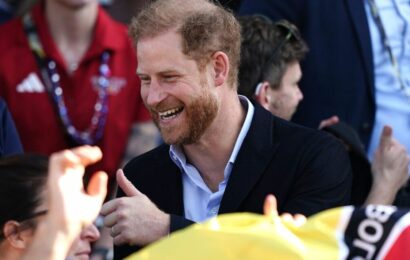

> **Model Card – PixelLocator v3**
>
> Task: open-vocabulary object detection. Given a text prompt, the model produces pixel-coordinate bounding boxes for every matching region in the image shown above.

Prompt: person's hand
[100,169,170,246]
[23,146,108,260]
[318,115,339,130]
[366,126,410,205]
[263,194,306,227]
[47,146,108,241]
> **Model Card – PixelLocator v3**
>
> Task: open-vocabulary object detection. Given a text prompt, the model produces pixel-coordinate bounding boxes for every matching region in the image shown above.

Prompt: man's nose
[145,80,166,107]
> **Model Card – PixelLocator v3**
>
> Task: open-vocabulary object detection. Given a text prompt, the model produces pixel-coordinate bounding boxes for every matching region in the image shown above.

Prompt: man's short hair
[238,15,309,98]
[129,0,241,88]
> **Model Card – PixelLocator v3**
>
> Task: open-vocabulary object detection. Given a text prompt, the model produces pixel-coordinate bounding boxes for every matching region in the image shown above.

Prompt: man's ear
[254,82,272,111]
[211,51,229,87]
[3,221,31,249]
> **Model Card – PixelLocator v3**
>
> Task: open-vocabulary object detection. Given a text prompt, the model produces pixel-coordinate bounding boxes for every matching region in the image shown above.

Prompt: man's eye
[164,76,178,82]
[140,80,151,86]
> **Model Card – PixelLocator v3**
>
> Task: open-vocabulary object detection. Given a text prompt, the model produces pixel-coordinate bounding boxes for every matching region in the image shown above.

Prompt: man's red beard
[149,86,218,145]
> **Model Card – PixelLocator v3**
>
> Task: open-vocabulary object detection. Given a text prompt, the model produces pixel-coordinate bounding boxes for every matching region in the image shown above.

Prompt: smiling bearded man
[100,1,353,259]
[147,73,219,145]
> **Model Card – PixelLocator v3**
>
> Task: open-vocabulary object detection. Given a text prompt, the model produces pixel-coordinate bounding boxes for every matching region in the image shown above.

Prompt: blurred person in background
[0,0,159,258]
[238,15,409,206]
[0,146,107,260]
[238,0,410,164]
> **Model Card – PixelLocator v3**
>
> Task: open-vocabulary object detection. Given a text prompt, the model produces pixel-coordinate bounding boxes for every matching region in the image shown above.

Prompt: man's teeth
[159,107,183,119]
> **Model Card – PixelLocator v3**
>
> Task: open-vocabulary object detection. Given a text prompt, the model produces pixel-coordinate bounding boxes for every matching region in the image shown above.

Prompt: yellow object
[127,205,410,260]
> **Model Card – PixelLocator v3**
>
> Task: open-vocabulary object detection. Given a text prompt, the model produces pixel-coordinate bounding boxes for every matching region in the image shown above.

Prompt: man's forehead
[137,28,181,48]
[136,33,199,74]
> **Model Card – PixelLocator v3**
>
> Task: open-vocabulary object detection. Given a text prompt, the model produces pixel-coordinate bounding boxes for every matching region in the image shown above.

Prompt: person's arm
[22,146,108,260]
[365,126,409,205]
[281,133,352,216]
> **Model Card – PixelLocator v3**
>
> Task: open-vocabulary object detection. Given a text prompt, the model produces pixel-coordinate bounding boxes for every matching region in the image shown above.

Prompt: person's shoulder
[124,144,170,172]
[272,114,342,149]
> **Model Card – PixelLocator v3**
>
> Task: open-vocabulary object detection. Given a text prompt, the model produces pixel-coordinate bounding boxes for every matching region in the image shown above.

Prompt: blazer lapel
[345,0,375,98]
[219,105,279,214]
[159,147,185,216]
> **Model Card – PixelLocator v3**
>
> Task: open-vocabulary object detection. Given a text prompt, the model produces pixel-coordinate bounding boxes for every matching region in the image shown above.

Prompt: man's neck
[45,0,98,70]
[183,92,246,192]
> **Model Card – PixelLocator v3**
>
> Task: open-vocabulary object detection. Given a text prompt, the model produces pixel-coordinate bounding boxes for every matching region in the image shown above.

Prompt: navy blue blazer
[114,104,352,259]
[238,0,375,148]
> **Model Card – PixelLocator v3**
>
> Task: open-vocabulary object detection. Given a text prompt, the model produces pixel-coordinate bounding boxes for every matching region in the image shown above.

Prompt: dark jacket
[114,104,352,259]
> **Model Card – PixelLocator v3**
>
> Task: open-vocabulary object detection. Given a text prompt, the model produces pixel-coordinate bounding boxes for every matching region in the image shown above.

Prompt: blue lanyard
[22,12,111,145]
[367,0,410,98]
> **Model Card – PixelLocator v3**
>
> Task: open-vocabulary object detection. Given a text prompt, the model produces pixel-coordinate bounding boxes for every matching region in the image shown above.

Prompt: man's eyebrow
[159,69,181,74]
[137,69,181,76]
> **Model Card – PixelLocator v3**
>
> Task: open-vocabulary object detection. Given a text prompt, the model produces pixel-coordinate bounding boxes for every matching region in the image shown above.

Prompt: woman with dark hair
[0,146,107,260]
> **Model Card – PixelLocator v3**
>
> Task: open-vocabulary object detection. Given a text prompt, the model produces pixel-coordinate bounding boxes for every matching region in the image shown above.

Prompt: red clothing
[0,3,150,177]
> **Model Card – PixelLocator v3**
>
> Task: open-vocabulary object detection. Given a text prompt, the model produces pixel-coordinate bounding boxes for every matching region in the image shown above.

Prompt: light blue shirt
[365,0,410,160]
[169,96,255,222]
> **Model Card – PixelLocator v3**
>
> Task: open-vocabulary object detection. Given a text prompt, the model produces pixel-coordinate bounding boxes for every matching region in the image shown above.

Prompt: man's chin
[161,131,183,145]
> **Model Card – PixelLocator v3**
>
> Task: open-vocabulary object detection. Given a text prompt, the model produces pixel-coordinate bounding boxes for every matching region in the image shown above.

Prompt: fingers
[379,125,393,149]
[117,169,141,197]
[294,214,307,226]
[100,199,118,217]
[87,171,108,203]
[113,234,129,246]
[280,213,293,222]
[103,211,118,228]
[70,145,103,165]
[318,115,339,129]
[48,146,102,179]
[263,194,278,218]
[60,146,103,168]
[280,213,306,227]
[110,226,118,237]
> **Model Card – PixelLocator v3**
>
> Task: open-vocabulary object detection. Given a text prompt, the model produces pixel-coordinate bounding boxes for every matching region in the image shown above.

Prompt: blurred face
[267,62,303,120]
[0,196,48,260]
[66,224,100,260]
[0,192,99,260]
[137,30,218,145]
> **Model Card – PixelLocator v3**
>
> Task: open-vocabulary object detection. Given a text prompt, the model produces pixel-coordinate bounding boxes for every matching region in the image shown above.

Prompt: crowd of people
[0,0,409,259]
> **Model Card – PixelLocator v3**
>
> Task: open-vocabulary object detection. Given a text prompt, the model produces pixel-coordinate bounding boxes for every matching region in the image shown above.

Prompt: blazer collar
[219,104,279,214]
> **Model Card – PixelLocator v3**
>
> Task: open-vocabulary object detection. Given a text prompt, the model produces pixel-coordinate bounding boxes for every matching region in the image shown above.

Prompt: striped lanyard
[22,12,111,145]
[367,0,410,98]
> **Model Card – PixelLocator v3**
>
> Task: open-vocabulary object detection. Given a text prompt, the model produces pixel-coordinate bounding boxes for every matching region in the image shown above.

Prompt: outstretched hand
[47,145,108,241]
[367,126,410,204]
[23,146,108,260]
[263,194,306,227]
[318,115,339,130]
